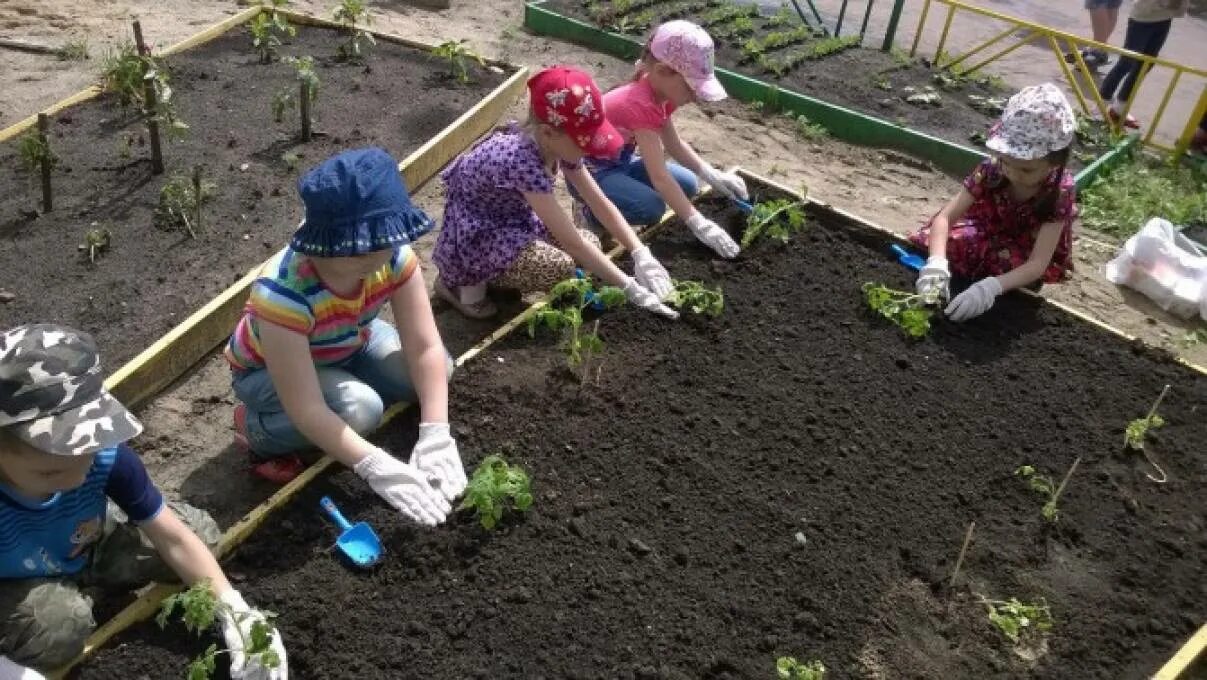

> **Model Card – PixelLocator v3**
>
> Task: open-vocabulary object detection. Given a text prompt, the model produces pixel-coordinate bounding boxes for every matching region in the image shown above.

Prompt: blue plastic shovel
[574,268,605,310]
[890,244,926,271]
[319,496,382,569]
[733,198,754,213]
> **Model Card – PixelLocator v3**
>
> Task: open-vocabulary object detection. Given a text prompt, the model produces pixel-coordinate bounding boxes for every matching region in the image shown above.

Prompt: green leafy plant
[432,39,485,84]
[271,55,320,123]
[56,38,90,61]
[711,15,757,42]
[79,227,111,264]
[777,656,826,679]
[247,0,296,64]
[101,42,145,108]
[983,597,1053,644]
[700,2,760,27]
[793,114,828,141]
[967,93,1007,116]
[102,44,187,138]
[458,455,533,530]
[156,170,215,239]
[862,283,936,338]
[758,35,861,75]
[158,580,281,680]
[666,280,724,317]
[764,2,800,27]
[17,131,58,175]
[742,198,808,249]
[1181,327,1207,347]
[1014,465,1059,522]
[1081,156,1207,239]
[332,0,376,61]
[1124,414,1165,450]
[528,277,626,370]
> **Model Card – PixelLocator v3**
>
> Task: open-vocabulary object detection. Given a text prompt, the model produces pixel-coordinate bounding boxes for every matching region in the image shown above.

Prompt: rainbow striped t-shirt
[225,245,418,371]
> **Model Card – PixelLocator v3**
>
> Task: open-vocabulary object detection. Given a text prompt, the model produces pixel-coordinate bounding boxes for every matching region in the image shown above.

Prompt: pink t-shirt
[602,76,677,143]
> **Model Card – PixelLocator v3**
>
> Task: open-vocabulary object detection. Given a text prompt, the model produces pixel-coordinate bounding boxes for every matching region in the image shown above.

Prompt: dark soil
[0,22,507,368]
[76,183,1206,680]
[543,0,1109,170]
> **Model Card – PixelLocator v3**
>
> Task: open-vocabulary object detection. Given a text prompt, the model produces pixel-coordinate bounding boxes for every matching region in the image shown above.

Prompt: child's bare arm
[389,272,449,424]
[634,129,697,220]
[996,221,1063,291]
[927,189,975,258]
[140,507,232,593]
[658,118,705,173]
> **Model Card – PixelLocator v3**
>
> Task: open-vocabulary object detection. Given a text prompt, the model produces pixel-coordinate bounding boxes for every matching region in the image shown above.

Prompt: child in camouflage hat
[0,324,287,680]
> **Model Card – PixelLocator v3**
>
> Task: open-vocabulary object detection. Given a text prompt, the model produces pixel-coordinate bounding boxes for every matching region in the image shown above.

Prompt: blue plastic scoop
[890,244,926,271]
[319,496,382,569]
[734,198,754,213]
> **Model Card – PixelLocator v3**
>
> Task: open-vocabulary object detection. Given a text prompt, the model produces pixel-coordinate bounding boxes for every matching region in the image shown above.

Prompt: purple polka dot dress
[433,125,562,288]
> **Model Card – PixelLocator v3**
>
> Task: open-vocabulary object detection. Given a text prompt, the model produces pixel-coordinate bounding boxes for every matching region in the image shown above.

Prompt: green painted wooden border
[523,0,1128,187]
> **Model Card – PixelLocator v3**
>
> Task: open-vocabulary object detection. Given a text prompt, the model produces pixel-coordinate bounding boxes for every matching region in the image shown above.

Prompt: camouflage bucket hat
[0,324,142,456]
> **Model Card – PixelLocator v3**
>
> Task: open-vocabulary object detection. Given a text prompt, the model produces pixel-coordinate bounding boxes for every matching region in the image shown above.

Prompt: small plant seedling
[458,454,533,530]
[666,280,724,317]
[793,114,828,141]
[1182,327,1207,347]
[742,198,808,249]
[332,0,376,61]
[862,283,936,338]
[432,39,485,85]
[247,0,296,63]
[157,580,281,680]
[528,277,626,371]
[1124,384,1170,483]
[56,38,90,61]
[79,228,112,264]
[967,94,1007,116]
[983,597,1053,644]
[17,130,57,176]
[101,42,145,109]
[156,170,216,238]
[1015,456,1081,523]
[272,56,320,138]
[776,656,826,679]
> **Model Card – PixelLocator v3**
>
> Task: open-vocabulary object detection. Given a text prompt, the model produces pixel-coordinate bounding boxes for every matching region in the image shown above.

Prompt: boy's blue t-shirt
[0,444,164,579]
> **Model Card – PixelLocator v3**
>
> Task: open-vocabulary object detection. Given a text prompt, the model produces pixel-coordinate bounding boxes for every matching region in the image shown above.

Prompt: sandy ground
[1,1,1204,521]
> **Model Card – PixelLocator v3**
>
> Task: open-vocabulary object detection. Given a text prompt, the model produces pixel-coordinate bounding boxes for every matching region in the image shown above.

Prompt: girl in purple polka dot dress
[432,66,678,321]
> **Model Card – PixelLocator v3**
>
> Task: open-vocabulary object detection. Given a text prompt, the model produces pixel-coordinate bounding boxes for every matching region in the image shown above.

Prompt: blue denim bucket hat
[290,147,434,257]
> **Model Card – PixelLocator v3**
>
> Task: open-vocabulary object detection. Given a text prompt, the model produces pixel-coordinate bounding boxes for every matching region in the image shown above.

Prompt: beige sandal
[435,279,498,319]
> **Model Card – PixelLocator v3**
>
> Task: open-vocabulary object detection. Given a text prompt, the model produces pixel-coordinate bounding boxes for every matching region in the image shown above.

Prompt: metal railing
[908,0,1207,157]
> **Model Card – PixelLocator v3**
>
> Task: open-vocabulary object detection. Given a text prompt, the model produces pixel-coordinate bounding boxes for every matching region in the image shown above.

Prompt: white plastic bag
[1103,218,1207,321]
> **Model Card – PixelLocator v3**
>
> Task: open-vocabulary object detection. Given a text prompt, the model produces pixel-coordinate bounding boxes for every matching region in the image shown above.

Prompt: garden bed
[527,0,1123,180]
[0,14,509,370]
[75,175,1205,679]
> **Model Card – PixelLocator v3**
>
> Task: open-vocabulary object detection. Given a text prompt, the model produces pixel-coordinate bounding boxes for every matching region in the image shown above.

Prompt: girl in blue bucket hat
[223,148,464,527]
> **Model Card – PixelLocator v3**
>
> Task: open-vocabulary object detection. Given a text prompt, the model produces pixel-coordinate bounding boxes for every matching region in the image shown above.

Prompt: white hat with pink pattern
[986,82,1076,160]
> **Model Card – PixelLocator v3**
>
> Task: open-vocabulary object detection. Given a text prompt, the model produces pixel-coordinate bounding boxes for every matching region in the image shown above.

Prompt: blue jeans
[588,149,699,226]
[1099,19,1171,103]
[232,319,452,457]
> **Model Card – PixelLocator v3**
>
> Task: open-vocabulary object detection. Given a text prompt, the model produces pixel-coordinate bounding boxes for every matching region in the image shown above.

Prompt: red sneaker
[1107,108,1140,129]
[250,455,305,485]
[232,404,251,451]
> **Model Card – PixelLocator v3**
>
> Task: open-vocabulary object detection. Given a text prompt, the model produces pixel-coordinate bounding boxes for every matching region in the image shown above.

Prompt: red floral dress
[909,158,1077,283]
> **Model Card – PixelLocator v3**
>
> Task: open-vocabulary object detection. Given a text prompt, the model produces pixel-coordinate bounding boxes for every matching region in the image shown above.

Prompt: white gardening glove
[945,276,1003,322]
[411,423,468,503]
[631,246,673,300]
[697,163,749,201]
[686,212,739,259]
[916,255,951,303]
[0,657,46,680]
[353,448,451,526]
[217,589,288,680]
[621,277,679,319]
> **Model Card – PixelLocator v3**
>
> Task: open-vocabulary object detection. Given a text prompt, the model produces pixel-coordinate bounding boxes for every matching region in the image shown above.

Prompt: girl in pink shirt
[580,20,749,259]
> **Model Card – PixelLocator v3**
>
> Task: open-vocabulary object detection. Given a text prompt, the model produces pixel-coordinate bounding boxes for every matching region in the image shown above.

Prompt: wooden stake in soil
[36,113,52,212]
[580,319,600,388]
[948,521,975,590]
[1050,455,1082,511]
[191,165,203,237]
[132,21,164,175]
[300,81,313,142]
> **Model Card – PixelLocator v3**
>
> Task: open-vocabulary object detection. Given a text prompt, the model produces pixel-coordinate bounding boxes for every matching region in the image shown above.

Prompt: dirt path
[1,0,1204,517]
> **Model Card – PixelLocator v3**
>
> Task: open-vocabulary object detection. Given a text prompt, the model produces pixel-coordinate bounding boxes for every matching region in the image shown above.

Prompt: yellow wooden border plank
[1155,625,1207,680]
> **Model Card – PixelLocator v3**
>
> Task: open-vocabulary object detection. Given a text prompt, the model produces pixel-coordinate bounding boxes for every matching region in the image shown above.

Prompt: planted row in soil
[545,0,1110,168]
[0,21,507,368]
[77,183,1204,679]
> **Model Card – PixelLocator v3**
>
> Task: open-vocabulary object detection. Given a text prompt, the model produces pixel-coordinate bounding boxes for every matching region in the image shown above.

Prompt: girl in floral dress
[433,66,677,321]
[911,83,1079,322]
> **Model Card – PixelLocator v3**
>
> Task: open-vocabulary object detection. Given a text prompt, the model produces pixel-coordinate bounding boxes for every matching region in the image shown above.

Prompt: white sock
[459,283,487,305]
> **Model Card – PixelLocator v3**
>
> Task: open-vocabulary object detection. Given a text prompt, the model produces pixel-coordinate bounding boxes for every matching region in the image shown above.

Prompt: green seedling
[271,56,320,124]
[777,656,826,679]
[793,114,828,141]
[759,35,861,75]
[862,283,935,338]
[967,94,1007,116]
[743,198,808,249]
[764,2,799,27]
[17,130,57,176]
[701,2,759,26]
[905,86,942,107]
[873,75,893,91]
[247,0,296,63]
[156,169,215,239]
[432,39,485,84]
[983,597,1053,644]
[281,151,303,171]
[528,277,626,370]
[101,42,145,108]
[666,280,724,317]
[969,130,987,146]
[57,38,90,61]
[1182,327,1207,347]
[1015,456,1080,523]
[1124,384,1170,483]
[158,580,281,680]
[458,455,533,530]
[711,16,757,42]
[101,44,187,141]
[1081,157,1206,239]
[332,0,376,60]
[79,228,111,264]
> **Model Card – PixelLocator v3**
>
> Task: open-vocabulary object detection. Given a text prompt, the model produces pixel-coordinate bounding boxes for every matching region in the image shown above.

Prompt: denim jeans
[232,319,452,457]
[1099,19,1172,103]
[587,148,699,226]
